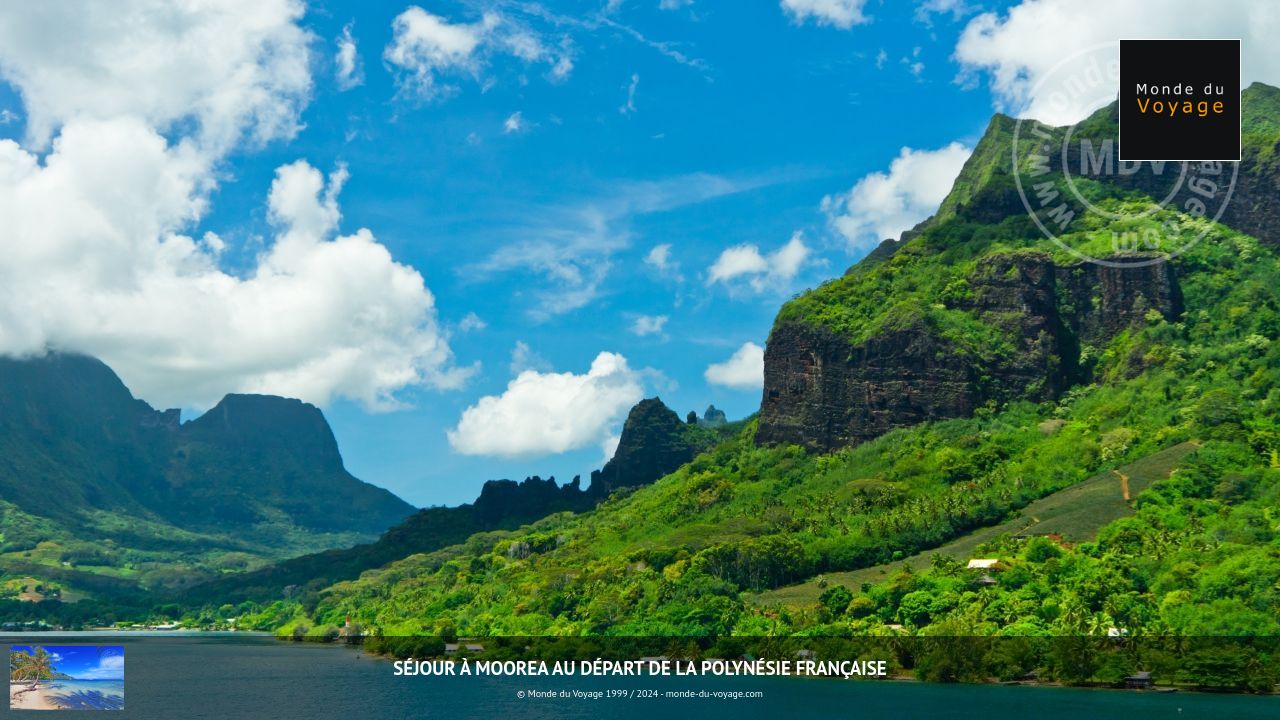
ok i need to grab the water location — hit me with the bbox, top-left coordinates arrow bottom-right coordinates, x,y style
2,635 -> 1276,719
28,680 -> 125,710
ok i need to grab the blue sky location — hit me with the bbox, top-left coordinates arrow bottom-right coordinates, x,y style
273,0 -> 1010,505
11,646 -> 125,681
15,0 -> 1269,508
0,0 -> 1015,507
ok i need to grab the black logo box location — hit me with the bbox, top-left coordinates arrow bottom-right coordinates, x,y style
1119,39 -> 1240,162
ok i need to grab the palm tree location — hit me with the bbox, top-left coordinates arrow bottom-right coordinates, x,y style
11,647 -> 55,690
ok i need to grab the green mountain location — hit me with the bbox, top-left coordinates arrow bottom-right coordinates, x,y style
0,353 -> 413,596
180,396 -> 740,605
247,85 -> 1280,671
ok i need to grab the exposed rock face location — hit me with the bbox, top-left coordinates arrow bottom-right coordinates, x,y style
472,475 -> 592,525
590,397 -> 698,494
757,253 -> 1181,452
1056,258 -> 1184,344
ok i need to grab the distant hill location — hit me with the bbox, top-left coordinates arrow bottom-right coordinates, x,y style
0,353 -> 413,595
182,396 -> 742,605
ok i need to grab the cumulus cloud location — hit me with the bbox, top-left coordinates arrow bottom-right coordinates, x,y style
448,352 -> 644,458
384,6 -> 491,101
780,0 -> 870,29
707,232 -> 810,292
384,5 -> 573,102
0,1 -> 469,411
503,111 -> 524,134
955,0 -> 1280,125
629,315 -> 668,336
705,342 -> 764,390
334,22 -> 364,91
822,143 -> 971,251
0,0 -> 311,153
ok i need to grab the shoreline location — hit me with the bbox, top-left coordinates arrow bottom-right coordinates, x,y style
9,682 -> 60,711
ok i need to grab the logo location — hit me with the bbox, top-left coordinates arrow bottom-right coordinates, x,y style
1012,42 -> 1238,268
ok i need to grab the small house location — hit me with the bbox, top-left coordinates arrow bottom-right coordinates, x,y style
1124,671 -> 1154,689
966,558 -> 1000,570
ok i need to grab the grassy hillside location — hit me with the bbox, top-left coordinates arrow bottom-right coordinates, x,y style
752,441 -> 1198,607
229,89 -> 1280,656
250,211 -> 1279,637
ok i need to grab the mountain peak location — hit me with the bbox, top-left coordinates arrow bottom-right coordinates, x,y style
185,393 -> 342,465
590,397 -> 697,494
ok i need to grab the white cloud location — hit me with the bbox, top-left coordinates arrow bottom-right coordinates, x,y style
335,22 -> 364,91
469,174 -> 762,320
457,312 -> 487,332
914,0 -> 977,24
822,142 -> 971,251
600,433 -> 621,466
77,654 -> 125,681
0,109 -> 17,125
508,340 -> 549,375
955,0 -> 1280,125
644,242 -> 685,284
705,342 -> 764,390
384,5 -> 573,103
550,54 -> 574,82
0,1 -> 469,411
645,244 -> 673,271
503,111 -> 524,133
659,0 -> 694,9
629,314 -> 668,336
620,73 -> 639,115
874,49 -> 888,70
780,0 -> 870,29
448,352 -> 644,458
707,231 -> 810,292
0,0 -> 311,153
901,46 -> 924,80
384,6 -> 491,102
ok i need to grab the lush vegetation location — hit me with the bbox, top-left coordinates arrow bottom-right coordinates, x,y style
10,85 -> 1280,694
213,90 -> 1280,695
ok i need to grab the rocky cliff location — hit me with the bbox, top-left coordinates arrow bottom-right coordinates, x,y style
589,397 -> 701,495
751,85 -> 1280,454
758,251 -> 1182,453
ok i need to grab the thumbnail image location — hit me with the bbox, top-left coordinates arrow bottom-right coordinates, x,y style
9,646 -> 124,711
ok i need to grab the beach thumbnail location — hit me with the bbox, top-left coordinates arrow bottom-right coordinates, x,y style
9,646 -> 124,711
